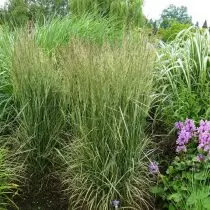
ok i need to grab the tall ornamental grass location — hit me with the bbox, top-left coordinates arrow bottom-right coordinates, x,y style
0,26 -> 17,136
35,14 -> 123,52
61,37 -> 155,209
0,148 -> 20,209
156,28 -> 210,128
12,38 -> 66,177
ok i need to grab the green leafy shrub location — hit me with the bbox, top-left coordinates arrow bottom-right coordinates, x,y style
153,155 -> 210,210
151,119 -> 210,209
158,21 -> 191,42
62,36 -> 156,209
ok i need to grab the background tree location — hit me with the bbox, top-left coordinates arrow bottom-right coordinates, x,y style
146,19 -> 154,28
1,0 -> 69,26
195,21 -> 199,28
28,0 -> 69,18
152,20 -> 158,35
202,20 -> 208,28
5,0 -> 29,26
0,0 -> 145,28
160,4 -> 192,28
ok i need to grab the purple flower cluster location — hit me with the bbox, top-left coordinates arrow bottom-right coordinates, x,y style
175,119 -> 196,153
148,161 -> 159,174
197,120 -> 210,154
196,154 -> 205,162
175,119 -> 210,155
112,200 -> 120,208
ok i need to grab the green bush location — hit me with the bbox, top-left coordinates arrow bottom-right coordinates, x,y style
158,21 -> 191,42
152,155 -> 210,210
62,36 -> 155,209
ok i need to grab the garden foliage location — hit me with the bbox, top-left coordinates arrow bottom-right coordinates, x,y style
151,119 -> 210,209
0,4 -> 209,210
156,28 -> 210,129
0,15 -> 156,209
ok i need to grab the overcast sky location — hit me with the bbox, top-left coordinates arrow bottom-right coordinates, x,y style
143,0 -> 210,25
0,0 -> 5,7
0,0 -> 209,26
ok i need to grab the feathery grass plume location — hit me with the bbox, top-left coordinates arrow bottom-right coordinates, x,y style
62,35 -> 155,209
11,36 -> 67,178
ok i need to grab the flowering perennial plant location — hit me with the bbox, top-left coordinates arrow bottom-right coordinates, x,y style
112,200 -> 120,209
148,161 -> 159,174
150,119 -> 210,210
175,119 -> 210,155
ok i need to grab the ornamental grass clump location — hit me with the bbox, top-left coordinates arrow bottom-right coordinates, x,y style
62,36 -> 155,209
155,28 -> 210,129
0,26 -> 17,136
12,37 -> 66,178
